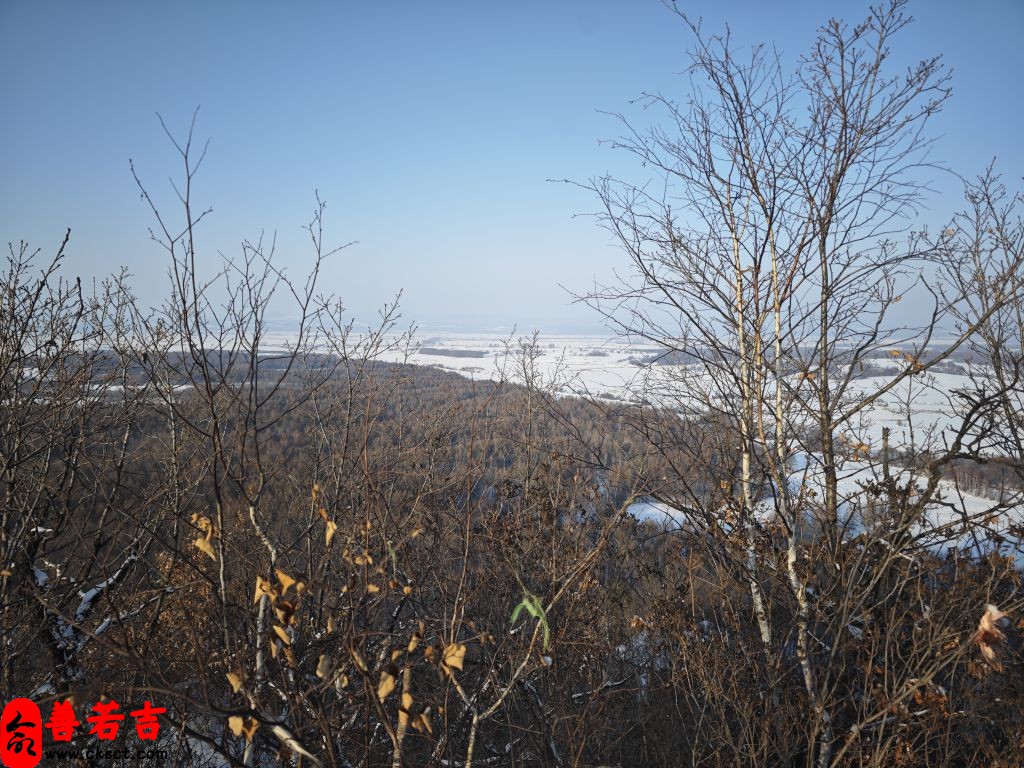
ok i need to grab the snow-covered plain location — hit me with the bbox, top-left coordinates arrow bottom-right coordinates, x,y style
632,452 -> 1024,568
361,329 -> 1023,567
262,328 -> 1010,466
376,331 -> 660,401
363,331 -> 986,446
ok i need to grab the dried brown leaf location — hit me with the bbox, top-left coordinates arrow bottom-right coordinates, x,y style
193,536 -> 216,561
254,575 -> 277,603
272,625 -> 291,645
377,670 -> 396,702
226,671 -> 243,693
442,643 -> 466,673
275,568 -> 297,593
316,655 -> 333,679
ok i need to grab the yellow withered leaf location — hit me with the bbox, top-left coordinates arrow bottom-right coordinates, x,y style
254,575 -> 276,603
377,670 -> 396,702
327,615 -> 336,633
275,568 -> 297,593
442,643 -> 466,673
412,708 -> 433,735
274,600 -> 296,626
325,520 -> 338,546
407,633 -> 420,654
403,585 -> 413,596
398,691 -> 413,727
272,625 -> 291,645
366,583 -> 380,594
316,654 -> 333,679
191,513 -> 213,535
226,671 -> 243,693
229,716 -> 259,741
193,536 -> 216,561
317,505 -> 327,522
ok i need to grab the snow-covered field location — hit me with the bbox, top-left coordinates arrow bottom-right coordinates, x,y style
374,331 -> 657,401
256,328 -> 1010,466
365,331 -> 986,448
157,326 -> 1024,568
630,451 -> 1024,568
360,329 -> 1023,566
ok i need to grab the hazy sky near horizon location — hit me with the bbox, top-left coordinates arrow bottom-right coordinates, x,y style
2,1 -> 1021,333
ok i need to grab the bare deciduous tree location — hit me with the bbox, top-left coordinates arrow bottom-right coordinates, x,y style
578,2 -> 1024,765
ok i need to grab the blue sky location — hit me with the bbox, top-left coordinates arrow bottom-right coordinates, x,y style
1,1 -> 1021,333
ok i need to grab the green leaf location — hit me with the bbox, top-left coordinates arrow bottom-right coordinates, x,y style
386,539 -> 398,576
510,590 -> 551,650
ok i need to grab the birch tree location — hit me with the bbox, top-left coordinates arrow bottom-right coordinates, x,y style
582,2 -> 1024,765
